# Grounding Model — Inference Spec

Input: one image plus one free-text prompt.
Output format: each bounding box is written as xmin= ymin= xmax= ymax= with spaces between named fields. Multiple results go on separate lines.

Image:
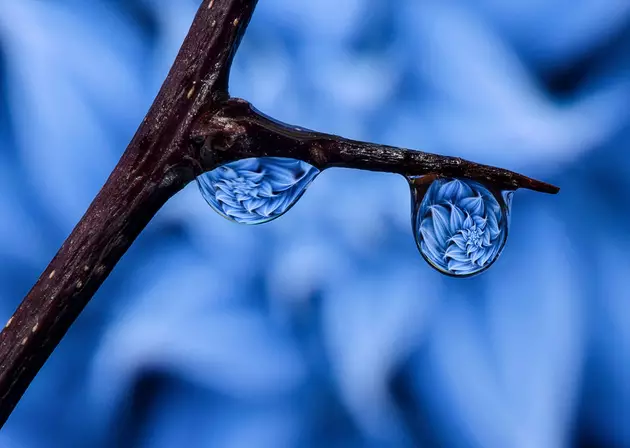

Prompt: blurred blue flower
xmin=197 ymin=157 xmax=319 ymax=224
xmin=415 ymin=178 xmax=509 ymax=276
xmin=1 ymin=0 xmax=630 ymax=447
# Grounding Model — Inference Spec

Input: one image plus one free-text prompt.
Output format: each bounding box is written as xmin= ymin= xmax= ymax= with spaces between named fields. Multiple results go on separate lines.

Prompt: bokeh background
xmin=0 ymin=0 xmax=629 ymax=447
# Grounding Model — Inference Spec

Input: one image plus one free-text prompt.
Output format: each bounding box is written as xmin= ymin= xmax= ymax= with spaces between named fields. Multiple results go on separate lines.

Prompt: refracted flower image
xmin=197 ymin=157 xmax=320 ymax=224
xmin=412 ymin=178 xmax=512 ymax=277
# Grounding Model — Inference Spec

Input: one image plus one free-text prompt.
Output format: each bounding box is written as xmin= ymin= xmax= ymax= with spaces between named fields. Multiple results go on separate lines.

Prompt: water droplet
xmin=197 ymin=157 xmax=320 ymax=224
xmin=410 ymin=177 xmax=512 ymax=277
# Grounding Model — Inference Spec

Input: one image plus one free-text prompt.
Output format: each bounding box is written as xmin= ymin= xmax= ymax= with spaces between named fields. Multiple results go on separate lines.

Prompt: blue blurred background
xmin=0 ymin=0 xmax=629 ymax=446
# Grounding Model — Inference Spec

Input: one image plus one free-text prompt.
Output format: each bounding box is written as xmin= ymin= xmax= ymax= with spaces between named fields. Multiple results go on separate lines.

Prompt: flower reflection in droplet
xmin=197 ymin=157 xmax=320 ymax=225
xmin=412 ymin=178 xmax=512 ymax=277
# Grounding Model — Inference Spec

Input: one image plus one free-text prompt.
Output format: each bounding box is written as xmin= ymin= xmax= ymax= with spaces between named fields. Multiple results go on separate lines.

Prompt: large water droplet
xmin=411 ymin=177 xmax=512 ymax=277
xmin=197 ymin=157 xmax=320 ymax=224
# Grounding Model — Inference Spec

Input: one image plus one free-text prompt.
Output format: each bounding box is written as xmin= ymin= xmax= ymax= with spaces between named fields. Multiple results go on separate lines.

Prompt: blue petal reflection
xmin=413 ymin=178 xmax=511 ymax=277
xmin=197 ymin=157 xmax=319 ymax=224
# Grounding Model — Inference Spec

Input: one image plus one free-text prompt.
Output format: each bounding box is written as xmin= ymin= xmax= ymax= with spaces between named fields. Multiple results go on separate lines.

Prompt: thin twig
xmin=192 ymin=98 xmax=559 ymax=194
xmin=0 ymin=0 xmax=558 ymax=428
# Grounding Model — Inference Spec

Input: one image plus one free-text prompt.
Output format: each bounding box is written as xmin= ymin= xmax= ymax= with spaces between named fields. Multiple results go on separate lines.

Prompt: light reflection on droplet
xmin=197 ymin=157 xmax=319 ymax=225
xmin=411 ymin=177 xmax=512 ymax=277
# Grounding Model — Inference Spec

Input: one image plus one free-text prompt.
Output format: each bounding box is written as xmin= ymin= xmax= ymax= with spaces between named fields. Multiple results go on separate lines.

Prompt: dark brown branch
xmin=0 ymin=0 xmax=258 ymax=427
xmin=192 ymin=98 xmax=559 ymax=194
xmin=0 ymin=0 xmax=560 ymax=430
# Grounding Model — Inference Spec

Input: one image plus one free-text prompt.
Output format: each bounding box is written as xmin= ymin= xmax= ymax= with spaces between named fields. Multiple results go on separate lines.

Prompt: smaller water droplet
xmin=197 ymin=157 xmax=320 ymax=224
xmin=410 ymin=177 xmax=512 ymax=277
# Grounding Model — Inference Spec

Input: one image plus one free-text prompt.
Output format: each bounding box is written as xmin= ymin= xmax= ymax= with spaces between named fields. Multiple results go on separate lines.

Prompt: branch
xmin=0 ymin=0 xmax=258 ymax=427
xmin=0 ymin=0 xmax=559 ymax=428
xmin=192 ymin=98 xmax=559 ymax=194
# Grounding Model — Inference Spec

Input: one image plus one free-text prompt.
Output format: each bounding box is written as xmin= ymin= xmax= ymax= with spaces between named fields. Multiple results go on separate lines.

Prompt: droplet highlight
xmin=197 ymin=157 xmax=320 ymax=224
xmin=411 ymin=177 xmax=512 ymax=277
